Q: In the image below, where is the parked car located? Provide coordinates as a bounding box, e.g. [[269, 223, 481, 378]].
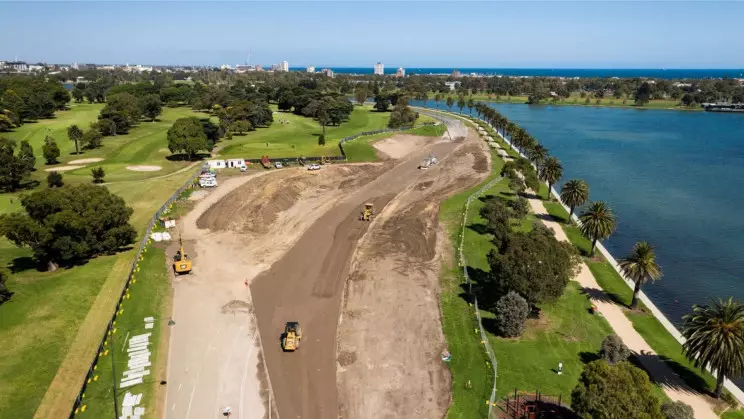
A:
[[275, 162, 283, 169], [239, 165, 247, 172], [307, 164, 321, 171]]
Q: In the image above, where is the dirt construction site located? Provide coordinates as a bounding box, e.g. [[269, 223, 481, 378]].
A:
[[165, 116, 490, 419]]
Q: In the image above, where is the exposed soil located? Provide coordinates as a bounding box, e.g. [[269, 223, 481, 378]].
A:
[[126, 165, 162, 171], [166, 115, 490, 419], [337, 129, 490, 419], [67, 157, 104, 164], [44, 165, 83, 172]]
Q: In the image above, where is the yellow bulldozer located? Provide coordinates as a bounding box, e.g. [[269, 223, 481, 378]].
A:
[[281, 322, 302, 351], [172, 236, 192, 275], [360, 203, 374, 221]]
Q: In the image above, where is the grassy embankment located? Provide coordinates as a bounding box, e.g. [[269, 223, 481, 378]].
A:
[[470, 115, 744, 413], [0, 103, 206, 418], [430, 92, 694, 111], [438, 114, 627, 419]]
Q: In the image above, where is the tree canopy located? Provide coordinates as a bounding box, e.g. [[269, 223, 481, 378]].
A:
[[167, 117, 210, 158], [0, 184, 137, 269], [0, 137, 33, 192], [571, 360, 663, 419]]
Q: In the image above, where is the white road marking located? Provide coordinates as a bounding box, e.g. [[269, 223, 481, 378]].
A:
[[178, 383, 182, 392], [172, 404, 175, 411], [185, 322, 224, 419]]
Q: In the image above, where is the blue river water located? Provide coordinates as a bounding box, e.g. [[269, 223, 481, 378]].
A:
[[413, 100, 744, 325], [293, 67, 744, 79]]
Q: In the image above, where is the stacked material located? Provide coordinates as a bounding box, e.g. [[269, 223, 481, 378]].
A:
[[120, 392, 145, 419], [120, 318, 154, 389]]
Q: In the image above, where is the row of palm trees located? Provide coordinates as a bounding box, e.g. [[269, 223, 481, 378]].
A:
[[468, 101, 744, 399]]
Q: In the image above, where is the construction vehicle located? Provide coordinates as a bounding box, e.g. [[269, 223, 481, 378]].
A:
[[297, 156, 307, 166], [321, 156, 331, 165], [360, 203, 374, 221], [419, 154, 439, 170], [281, 322, 302, 351], [172, 235, 192, 275], [261, 155, 271, 169]]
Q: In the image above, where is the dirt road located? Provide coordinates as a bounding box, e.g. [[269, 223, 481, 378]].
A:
[[337, 131, 490, 419], [251, 138, 462, 419]]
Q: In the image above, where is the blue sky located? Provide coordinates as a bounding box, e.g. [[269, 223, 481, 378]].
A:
[[1, 1, 743, 68]]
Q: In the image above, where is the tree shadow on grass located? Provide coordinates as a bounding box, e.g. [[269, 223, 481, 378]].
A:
[[578, 285, 624, 306], [632, 351, 713, 396], [467, 223, 490, 235], [165, 152, 211, 162], [9, 256, 38, 273], [579, 351, 601, 365]]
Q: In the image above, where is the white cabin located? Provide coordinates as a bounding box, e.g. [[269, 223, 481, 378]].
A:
[[207, 160, 226, 169], [226, 158, 245, 168]]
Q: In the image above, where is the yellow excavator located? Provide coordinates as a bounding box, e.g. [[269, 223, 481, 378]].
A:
[[281, 322, 302, 351], [172, 235, 192, 275], [360, 203, 374, 221]]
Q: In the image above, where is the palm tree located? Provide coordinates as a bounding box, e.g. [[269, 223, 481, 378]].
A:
[[560, 179, 589, 218], [434, 93, 442, 107], [527, 144, 549, 169], [467, 97, 475, 115], [457, 96, 466, 114], [618, 242, 663, 308], [540, 156, 563, 199], [446, 96, 454, 111], [682, 298, 744, 398], [67, 124, 83, 155], [579, 201, 617, 256]]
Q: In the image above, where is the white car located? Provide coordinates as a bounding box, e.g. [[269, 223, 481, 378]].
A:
[[239, 165, 247, 172], [274, 162, 283, 169], [307, 164, 321, 171]]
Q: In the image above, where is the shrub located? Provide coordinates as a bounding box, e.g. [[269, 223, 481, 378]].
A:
[[494, 291, 530, 337], [600, 334, 630, 364], [47, 171, 63, 188], [508, 197, 529, 219], [0, 268, 12, 304], [91, 167, 105, 183], [660, 401, 694, 419], [318, 134, 326, 146]]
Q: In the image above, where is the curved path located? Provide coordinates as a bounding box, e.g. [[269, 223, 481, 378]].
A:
[[251, 123, 465, 418]]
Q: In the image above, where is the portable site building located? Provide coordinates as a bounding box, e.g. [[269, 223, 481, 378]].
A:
[[207, 160, 226, 170], [227, 159, 246, 168]]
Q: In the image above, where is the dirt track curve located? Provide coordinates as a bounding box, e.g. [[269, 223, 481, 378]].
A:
[[251, 138, 462, 418]]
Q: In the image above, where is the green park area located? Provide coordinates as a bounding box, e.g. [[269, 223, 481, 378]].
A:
[[437, 113, 744, 418], [0, 90, 446, 417], [431, 92, 689, 111]]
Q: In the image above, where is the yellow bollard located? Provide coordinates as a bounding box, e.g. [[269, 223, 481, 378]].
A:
[[104, 349, 109, 355], [81, 405, 86, 412], [94, 375, 99, 381]]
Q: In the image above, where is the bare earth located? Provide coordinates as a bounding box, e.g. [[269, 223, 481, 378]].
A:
[[126, 165, 162, 172], [44, 165, 84, 172], [166, 115, 484, 419], [337, 129, 490, 419], [67, 157, 104, 164]]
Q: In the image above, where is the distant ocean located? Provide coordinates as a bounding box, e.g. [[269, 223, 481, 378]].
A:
[[291, 67, 744, 79]]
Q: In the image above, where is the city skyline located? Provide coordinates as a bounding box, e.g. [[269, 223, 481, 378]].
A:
[[2, 2, 744, 68]]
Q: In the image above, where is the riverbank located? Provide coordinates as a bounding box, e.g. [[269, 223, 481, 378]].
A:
[[472, 112, 744, 407], [427, 92, 701, 112]]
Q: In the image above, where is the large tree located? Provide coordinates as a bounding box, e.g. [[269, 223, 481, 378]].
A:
[[560, 179, 589, 218], [446, 96, 454, 111], [539, 156, 563, 199], [486, 227, 579, 307], [67, 124, 84, 154], [388, 98, 417, 128], [579, 201, 617, 256], [635, 82, 652, 106], [42, 135, 60, 165], [618, 241, 663, 309], [0, 184, 137, 270], [167, 117, 209, 159], [0, 138, 32, 192], [571, 360, 663, 419], [682, 298, 744, 398], [18, 140, 36, 172], [141, 94, 163, 121]]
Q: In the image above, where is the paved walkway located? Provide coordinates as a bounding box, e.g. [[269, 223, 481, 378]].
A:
[[517, 179, 718, 418]]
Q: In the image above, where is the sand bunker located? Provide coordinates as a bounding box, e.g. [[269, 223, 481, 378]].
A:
[[68, 158, 104, 164], [373, 134, 440, 159], [126, 165, 162, 172], [44, 165, 84, 172]]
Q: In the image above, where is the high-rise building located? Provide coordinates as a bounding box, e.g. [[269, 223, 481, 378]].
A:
[[451, 69, 461, 78], [374, 62, 384, 75], [396, 67, 405, 78], [306, 66, 315, 73], [280, 60, 289, 72], [321, 68, 334, 78]]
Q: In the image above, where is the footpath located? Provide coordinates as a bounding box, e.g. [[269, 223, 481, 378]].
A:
[[490, 143, 718, 418]]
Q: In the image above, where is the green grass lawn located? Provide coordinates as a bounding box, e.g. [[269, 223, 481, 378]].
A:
[[0, 169, 193, 418], [438, 92, 695, 111], [80, 245, 170, 418], [343, 122, 447, 162], [219, 105, 390, 159], [539, 194, 723, 398], [722, 409, 744, 419]]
